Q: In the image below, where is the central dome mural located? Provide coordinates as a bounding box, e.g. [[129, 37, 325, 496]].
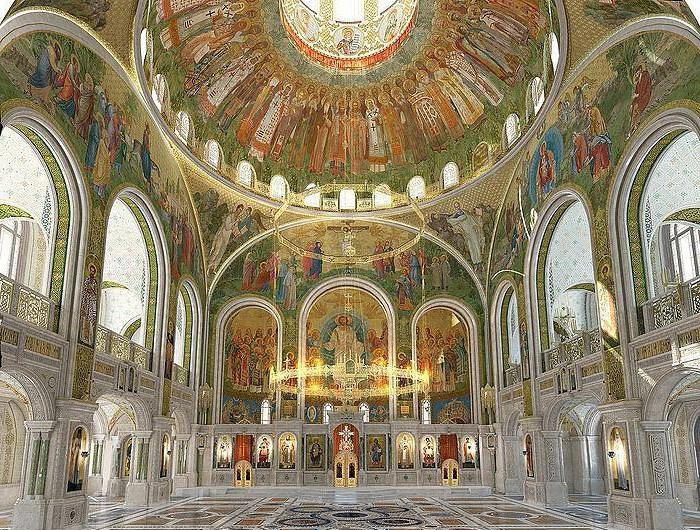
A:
[[146, 0, 560, 202]]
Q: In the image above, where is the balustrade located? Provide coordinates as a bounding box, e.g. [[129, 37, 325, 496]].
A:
[[543, 329, 602, 372], [0, 273, 55, 331], [95, 325, 150, 370], [642, 277, 700, 332]]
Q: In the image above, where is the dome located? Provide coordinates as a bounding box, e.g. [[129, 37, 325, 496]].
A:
[[144, 0, 561, 210]]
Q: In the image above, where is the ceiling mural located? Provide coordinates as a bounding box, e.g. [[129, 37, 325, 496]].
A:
[[146, 0, 559, 195]]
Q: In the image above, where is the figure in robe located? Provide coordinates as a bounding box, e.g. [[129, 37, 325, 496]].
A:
[[587, 106, 612, 182], [310, 241, 323, 279], [328, 99, 349, 175], [79, 264, 99, 345], [242, 252, 257, 290], [419, 69, 464, 139], [455, 25, 522, 84], [433, 68, 484, 127], [75, 74, 95, 140], [422, 439, 436, 468], [373, 241, 386, 277], [370, 438, 383, 466], [396, 269, 414, 311], [536, 141, 556, 200], [446, 50, 504, 106], [447, 203, 485, 267], [467, 3, 530, 45], [398, 436, 413, 469], [570, 131, 588, 174], [348, 99, 368, 174], [55, 54, 81, 120], [365, 98, 388, 172], [237, 76, 279, 146], [628, 63, 652, 139], [377, 92, 405, 164], [309, 101, 332, 173], [281, 435, 295, 469], [249, 84, 293, 161], [28, 40, 62, 103], [209, 208, 240, 274], [140, 123, 153, 190], [92, 116, 111, 198], [407, 77, 449, 149], [324, 315, 364, 365], [283, 261, 297, 310]]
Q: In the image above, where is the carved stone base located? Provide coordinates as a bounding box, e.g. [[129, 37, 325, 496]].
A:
[[523, 478, 568, 506], [608, 494, 683, 529], [12, 496, 89, 530]]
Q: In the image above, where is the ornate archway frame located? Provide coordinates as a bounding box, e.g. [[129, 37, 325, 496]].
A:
[[411, 297, 483, 424], [102, 187, 171, 375], [491, 279, 519, 395], [296, 276, 397, 420], [172, 278, 203, 389], [523, 187, 602, 403], [212, 296, 284, 424]]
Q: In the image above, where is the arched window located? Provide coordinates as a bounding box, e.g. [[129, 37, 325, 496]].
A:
[[152, 74, 168, 113], [204, 140, 222, 169], [442, 162, 459, 190], [421, 400, 431, 424], [175, 111, 191, 144], [174, 291, 186, 366], [339, 189, 356, 210], [140, 28, 148, 66], [323, 403, 333, 424], [407, 176, 426, 200], [373, 184, 392, 208], [504, 114, 521, 147], [359, 402, 370, 422], [549, 33, 560, 71], [270, 175, 288, 200], [530, 77, 545, 115], [0, 128, 56, 295], [506, 294, 522, 369], [236, 161, 255, 187], [640, 132, 700, 296], [99, 198, 150, 346], [261, 400, 272, 425], [304, 183, 321, 208], [544, 201, 598, 346]]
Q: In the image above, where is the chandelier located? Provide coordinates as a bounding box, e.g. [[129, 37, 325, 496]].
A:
[[270, 361, 429, 403]]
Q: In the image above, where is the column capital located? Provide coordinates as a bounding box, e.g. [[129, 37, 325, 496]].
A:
[[133, 430, 154, 440], [541, 430, 564, 440], [24, 420, 56, 433], [640, 420, 672, 432]]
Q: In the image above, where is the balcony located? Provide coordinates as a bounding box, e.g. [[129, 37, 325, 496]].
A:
[[94, 325, 150, 370], [0, 273, 56, 331], [642, 278, 700, 332], [542, 329, 602, 372]]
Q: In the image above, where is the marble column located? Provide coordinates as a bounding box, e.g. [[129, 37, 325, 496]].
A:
[[11, 420, 55, 530], [125, 431, 153, 506], [495, 433, 525, 495], [478, 426, 496, 490]]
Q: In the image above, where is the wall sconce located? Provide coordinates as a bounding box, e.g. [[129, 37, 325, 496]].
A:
[[522, 450, 527, 456], [607, 451, 615, 459], [81, 451, 90, 459]]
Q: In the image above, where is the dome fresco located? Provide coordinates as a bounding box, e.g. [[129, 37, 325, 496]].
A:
[[144, 0, 560, 204]]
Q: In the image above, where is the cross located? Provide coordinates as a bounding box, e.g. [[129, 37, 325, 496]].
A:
[[343, 291, 353, 313], [340, 425, 354, 448], [207, 9, 216, 17]]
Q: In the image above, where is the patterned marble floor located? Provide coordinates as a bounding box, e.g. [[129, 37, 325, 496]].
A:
[[0, 493, 697, 529]]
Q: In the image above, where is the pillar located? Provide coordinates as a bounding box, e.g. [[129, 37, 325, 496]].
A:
[[12, 421, 55, 530], [521, 417, 568, 506], [600, 401, 683, 530], [478, 425, 495, 489], [495, 429, 525, 495], [125, 431, 153, 506]]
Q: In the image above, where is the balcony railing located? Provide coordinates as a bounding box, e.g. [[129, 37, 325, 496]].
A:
[[94, 325, 150, 370], [0, 273, 56, 331], [642, 278, 700, 332], [543, 329, 602, 372]]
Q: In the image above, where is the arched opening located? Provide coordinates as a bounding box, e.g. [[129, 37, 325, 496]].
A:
[[530, 77, 545, 116], [152, 74, 169, 113], [421, 399, 431, 425], [270, 175, 288, 200], [204, 140, 222, 169], [414, 303, 476, 424], [173, 281, 199, 387], [641, 132, 700, 296], [303, 183, 321, 208], [219, 301, 280, 424], [494, 284, 524, 387], [99, 198, 150, 346], [236, 160, 255, 188], [372, 184, 392, 208], [549, 32, 560, 71], [175, 111, 191, 144], [160, 434, 171, 479], [442, 162, 459, 190], [359, 402, 370, 422], [323, 403, 333, 424], [261, 400, 272, 425], [535, 199, 600, 375], [0, 127, 58, 310], [407, 176, 426, 200], [503, 114, 521, 148], [339, 188, 356, 211], [0, 373, 32, 506]]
